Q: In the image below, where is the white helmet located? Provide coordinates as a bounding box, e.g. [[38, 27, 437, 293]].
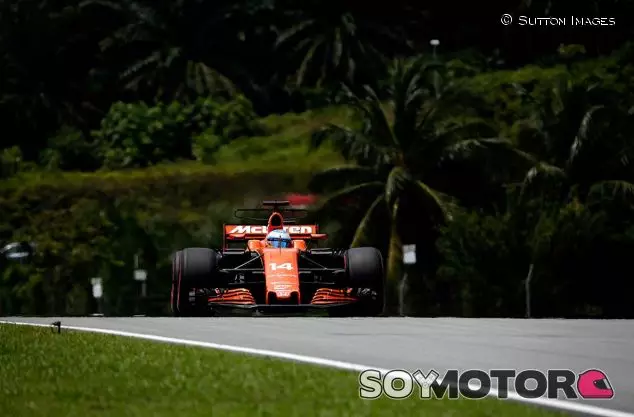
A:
[[266, 229, 292, 248]]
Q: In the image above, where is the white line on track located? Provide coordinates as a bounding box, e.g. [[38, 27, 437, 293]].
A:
[[1, 320, 633, 417]]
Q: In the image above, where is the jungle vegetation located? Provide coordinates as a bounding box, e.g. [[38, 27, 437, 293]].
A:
[[2, 0, 634, 317]]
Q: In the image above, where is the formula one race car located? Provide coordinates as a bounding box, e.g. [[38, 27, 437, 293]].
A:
[[170, 200, 385, 316]]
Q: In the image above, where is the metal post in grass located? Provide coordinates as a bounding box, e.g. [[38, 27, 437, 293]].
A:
[[400, 244, 417, 317], [133, 254, 147, 315], [0, 242, 35, 315], [430, 39, 439, 59], [91, 277, 103, 316], [525, 263, 534, 318]]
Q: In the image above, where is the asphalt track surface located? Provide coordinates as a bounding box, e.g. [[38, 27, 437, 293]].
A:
[[2, 317, 634, 417]]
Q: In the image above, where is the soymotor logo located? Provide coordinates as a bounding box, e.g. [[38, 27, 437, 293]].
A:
[[359, 368, 614, 400]]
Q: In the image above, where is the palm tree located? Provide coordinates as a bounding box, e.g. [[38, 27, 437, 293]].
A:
[[506, 76, 634, 314], [273, 0, 422, 89], [81, 0, 243, 101], [0, 0, 108, 156], [515, 75, 634, 204], [308, 57, 534, 312]]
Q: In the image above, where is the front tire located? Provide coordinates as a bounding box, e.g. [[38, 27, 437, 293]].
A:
[[344, 247, 385, 316], [171, 248, 220, 316]]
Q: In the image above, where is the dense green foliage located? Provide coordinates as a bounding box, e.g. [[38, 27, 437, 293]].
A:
[[2, 0, 634, 317]]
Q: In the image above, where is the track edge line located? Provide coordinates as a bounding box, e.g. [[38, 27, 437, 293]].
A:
[[1, 320, 632, 417]]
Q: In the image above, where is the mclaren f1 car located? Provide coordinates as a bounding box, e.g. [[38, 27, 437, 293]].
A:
[[170, 200, 385, 316]]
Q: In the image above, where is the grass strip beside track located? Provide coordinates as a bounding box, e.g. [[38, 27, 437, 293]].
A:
[[0, 324, 569, 417]]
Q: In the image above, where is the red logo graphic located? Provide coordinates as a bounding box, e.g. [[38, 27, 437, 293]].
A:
[[577, 369, 614, 399]]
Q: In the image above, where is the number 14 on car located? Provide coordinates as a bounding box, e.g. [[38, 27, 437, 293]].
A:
[[270, 262, 293, 270]]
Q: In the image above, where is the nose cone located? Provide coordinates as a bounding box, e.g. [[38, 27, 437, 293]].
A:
[[577, 369, 614, 399]]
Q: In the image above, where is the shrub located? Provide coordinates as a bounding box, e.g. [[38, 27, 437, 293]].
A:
[[0, 161, 317, 315], [92, 95, 266, 169]]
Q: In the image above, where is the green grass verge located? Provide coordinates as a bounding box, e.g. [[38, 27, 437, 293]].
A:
[[0, 324, 570, 417], [211, 105, 350, 169]]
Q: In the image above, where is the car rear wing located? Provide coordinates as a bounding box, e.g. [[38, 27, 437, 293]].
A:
[[223, 224, 327, 248], [232, 200, 310, 224]]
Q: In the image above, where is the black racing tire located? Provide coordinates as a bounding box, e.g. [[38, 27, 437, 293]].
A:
[[171, 248, 220, 316], [344, 247, 385, 316]]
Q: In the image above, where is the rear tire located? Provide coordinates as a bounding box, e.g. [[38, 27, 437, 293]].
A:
[[171, 248, 220, 316], [344, 247, 385, 316]]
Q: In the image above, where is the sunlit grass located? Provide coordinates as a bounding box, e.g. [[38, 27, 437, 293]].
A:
[[0, 324, 571, 417]]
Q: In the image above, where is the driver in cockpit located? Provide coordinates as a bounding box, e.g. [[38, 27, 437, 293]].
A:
[[265, 229, 293, 248]]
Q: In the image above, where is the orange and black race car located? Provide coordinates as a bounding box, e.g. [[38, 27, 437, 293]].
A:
[[170, 200, 385, 316]]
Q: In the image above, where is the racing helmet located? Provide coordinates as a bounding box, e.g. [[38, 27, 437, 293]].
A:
[[266, 229, 292, 248]]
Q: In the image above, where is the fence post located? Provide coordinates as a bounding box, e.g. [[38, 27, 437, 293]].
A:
[[525, 263, 534, 318], [133, 254, 147, 315], [401, 244, 417, 317], [91, 277, 103, 316]]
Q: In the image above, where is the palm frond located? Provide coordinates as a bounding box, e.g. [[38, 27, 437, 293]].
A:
[[441, 138, 539, 166], [524, 162, 566, 183], [391, 60, 427, 152], [330, 27, 342, 68], [122, 50, 163, 82], [275, 19, 315, 48], [186, 61, 236, 95], [518, 162, 567, 201], [362, 88, 398, 148], [273, 11, 376, 87], [567, 105, 606, 167], [334, 84, 396, 150], [295, 36, 325, 87], [78, 0, 122, 11], [436, 117, 498, 140], [310, 123, 396, 166], [312, 181, 384, 213], [385, 166, 410, 209], [351, 194, 388, 247], [587, 180, 634, 202], [415, 180, 455, 222], [384, 166, 451, 222], [307, 165, 380, 193]]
